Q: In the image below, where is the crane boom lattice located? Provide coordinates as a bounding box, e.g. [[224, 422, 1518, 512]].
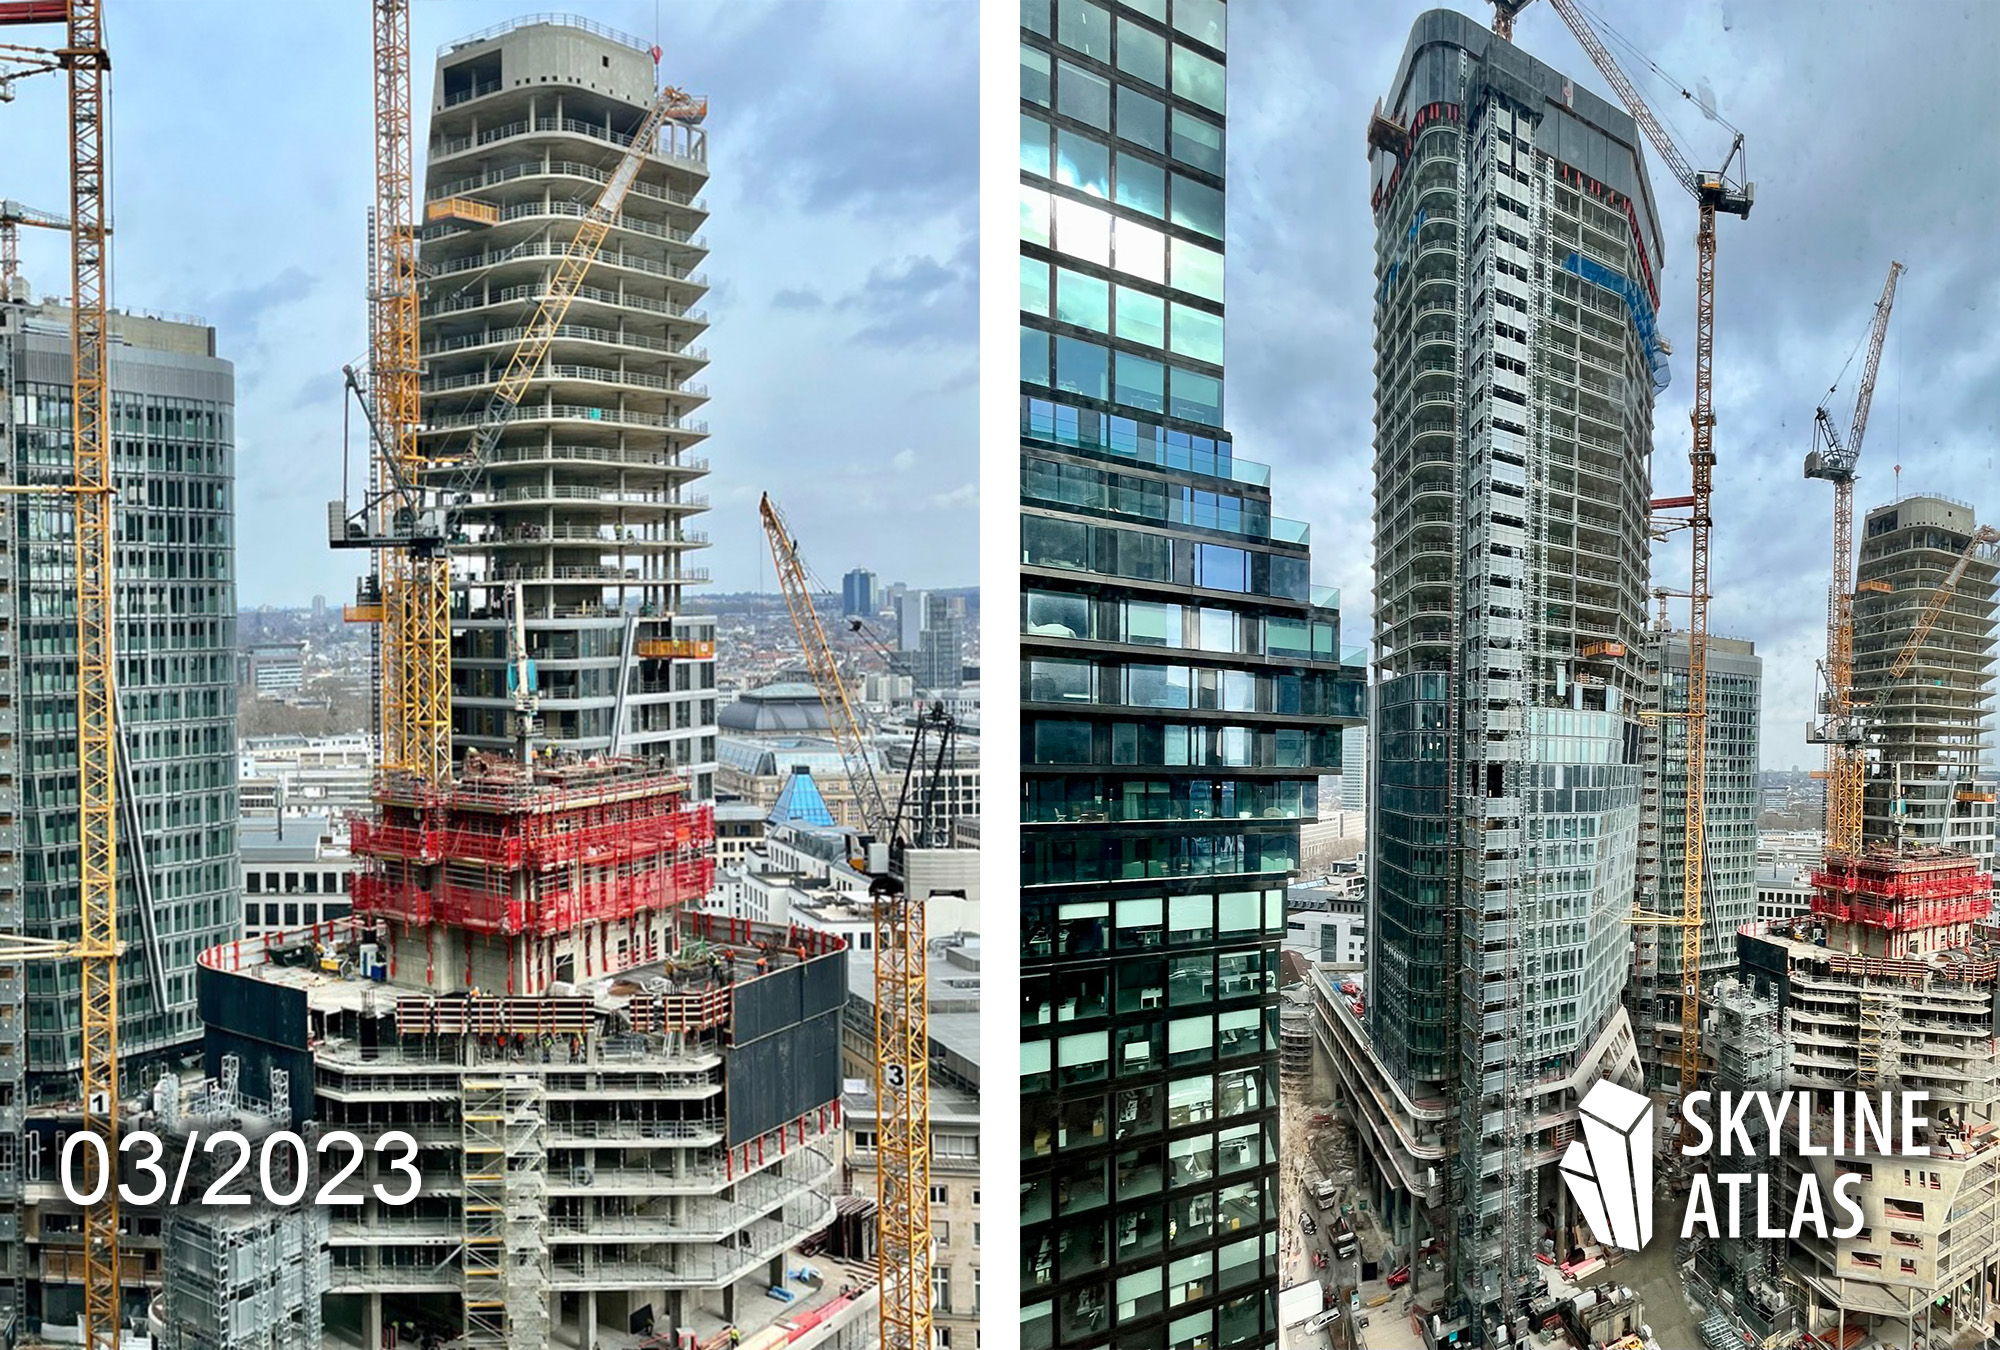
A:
[[758, 493, 931, 1350], [1508, 0, 1754, 1129], [1808, 261, 1903, 859]]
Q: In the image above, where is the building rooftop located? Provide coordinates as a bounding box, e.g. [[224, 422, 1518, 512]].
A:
[[845, 934, 980, 1085], [240, 813, 348, 864]]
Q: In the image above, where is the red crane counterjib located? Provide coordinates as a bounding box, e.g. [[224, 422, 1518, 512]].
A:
[[0, 2, 70, 25]]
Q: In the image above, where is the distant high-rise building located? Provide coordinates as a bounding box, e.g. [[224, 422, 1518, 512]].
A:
[[419, 18, 717, 794], [1338, 717, 1368, 813], [841, 567, 878, 617], [1020, 2, 1366, 1345], [1852, 494, 1998, 862], [916, 592, 964, 690], [896, 588, 928, 651], [311, 593, 328, 622], [1342, 12, 1663, 1333], [1630, 631, 1760, 1092]]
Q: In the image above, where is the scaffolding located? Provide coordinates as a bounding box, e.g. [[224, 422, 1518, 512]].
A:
[[351, 756, 715, 957], [157, 1059, 330, 1350], [1810, 846, 1992, 940]]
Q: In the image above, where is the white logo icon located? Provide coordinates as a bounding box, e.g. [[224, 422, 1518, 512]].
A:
[[1558, 1079, 1653, 1252]]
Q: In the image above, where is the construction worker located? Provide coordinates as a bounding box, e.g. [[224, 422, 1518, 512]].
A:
[[727, 1326, 741, 1347]]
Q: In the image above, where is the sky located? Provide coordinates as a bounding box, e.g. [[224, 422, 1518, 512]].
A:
[[3, 1, 976, 607], [1226, 1, 2000, 770]]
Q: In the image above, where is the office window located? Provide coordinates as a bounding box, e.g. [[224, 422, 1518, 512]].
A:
[[1022, 43, 1052, 106], [1115, 84, 1168, 153], [1112, 218, 1165, 282], [1021, 113, 1053, 179], [1057, 0, 1112, 60], [1021, 258, 1051, 316], [1170, 109, 1223, 175], [1171, 302, 1223, 365], [1115, 286, 1165, 347], [1172, 44, 1224, 112], [1054, 335, 1109, 399], [1057, 60, 1112, 129], [1171, 0, 1225, 50], [1056, 129, 1111, 197], [1055, 196, 1111, 265], [1056, 269, 1112, 331], [1116, 18, 1167, 87], [1115, 153, 1167, 218], [1023, 327, 1051, 385], [1169, 172, 1223, 238], [1114, 352, 1165, 413]]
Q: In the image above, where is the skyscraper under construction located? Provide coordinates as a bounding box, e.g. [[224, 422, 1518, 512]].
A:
[[1341, 10, 1662, 1336]]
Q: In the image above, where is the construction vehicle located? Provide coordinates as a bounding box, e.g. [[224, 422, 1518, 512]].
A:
[[0, 1, 120, 1343], [1495, 0, 1754, 1128], [1805, 262, 1904, 859], [330, 0, 704, 788], [759, 492, 937, 1350]]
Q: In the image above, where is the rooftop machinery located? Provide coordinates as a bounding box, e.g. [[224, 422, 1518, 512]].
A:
[[1806, 261, 1904, 859], [1496, 0, 1753, 1126], [759, 492, 934, 1350], [0, 0, 121, 1342]]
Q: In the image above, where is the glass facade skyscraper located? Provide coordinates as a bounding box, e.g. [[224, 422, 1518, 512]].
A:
[[1020, 2, 1366, 1346]]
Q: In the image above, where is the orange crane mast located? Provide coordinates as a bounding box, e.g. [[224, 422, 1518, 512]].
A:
[[759, 494, 932, 1350], [1495, 0, 1753, 1117], [1805, 261, 1903, 859], [0, 0, 120, 1342]]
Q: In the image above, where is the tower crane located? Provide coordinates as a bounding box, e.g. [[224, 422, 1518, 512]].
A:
[[0, 0, 120, 1342], [759, 493, 932, 1350], [1493, 0, 1753, 1119], [330, 0, 703, 790], [0, 197, 76, 295], [1805, 262, 1903, 859]]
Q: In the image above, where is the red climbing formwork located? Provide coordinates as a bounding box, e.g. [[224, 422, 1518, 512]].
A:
[[1811, 846, 1994, 932], [349, 756, 715, 939]]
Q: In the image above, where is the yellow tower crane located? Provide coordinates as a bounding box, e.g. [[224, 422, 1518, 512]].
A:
[[758, 493, 932, 1350], [0, 0, 120, 1342], [1805, 261, 1903, 859], [330, 0, 703, 790], [1495, 0, 1752, 1119]]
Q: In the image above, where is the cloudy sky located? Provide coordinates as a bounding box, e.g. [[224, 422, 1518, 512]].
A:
[[1226, 1, 2000, 769], [4, 1, 975, 607]]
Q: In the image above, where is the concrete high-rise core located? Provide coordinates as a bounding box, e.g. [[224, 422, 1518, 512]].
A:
[[1344, 11, 1664, 1334], [418, 15, 718, 792], [1851, 494, 1998, 861]]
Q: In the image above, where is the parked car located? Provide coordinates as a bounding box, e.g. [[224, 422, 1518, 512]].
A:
[[1301, 1213, 1317, 1236]]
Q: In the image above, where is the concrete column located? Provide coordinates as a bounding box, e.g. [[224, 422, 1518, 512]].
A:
[[581, 1290, 597, 1350], [768, 1255, 785, 1289], [364, 1292, 383, 1350], [668, 1290, 686, 1344], [723, 1280, 737, 1323]]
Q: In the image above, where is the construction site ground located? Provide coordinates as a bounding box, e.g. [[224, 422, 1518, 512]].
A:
[[1282, 1057, 1700, 1350]]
